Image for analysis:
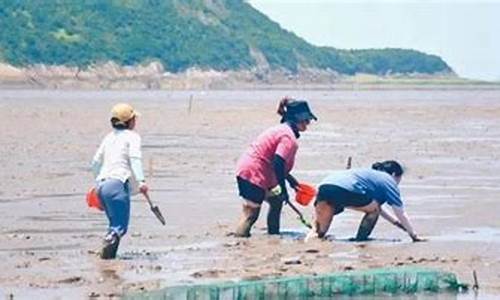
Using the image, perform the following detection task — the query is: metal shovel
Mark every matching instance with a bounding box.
[143,192,166,225]
[285,198,312,229]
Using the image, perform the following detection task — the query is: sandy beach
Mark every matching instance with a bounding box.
[0,89,499,299]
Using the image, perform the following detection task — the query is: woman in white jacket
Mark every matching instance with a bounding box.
[91,103,148,259]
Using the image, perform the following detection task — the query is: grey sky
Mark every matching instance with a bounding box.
[249,0,500,81]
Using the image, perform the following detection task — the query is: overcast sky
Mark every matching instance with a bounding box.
[249,0,500,81]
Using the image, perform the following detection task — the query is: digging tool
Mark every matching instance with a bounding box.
[284,197,312,229]
[282,174,313,229]
[143,192,166,225]
[144,157,165,225]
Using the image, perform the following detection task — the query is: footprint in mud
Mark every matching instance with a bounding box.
[279,229,307,240]
[305,249,320,254]
[241,274,264,281]
[191,269,225,278]
[222,240,249,248]
[282,257,302,265]
[217,223,229,229]
[328,236,402,243]
[49,172,74,178]
[100,269,121,281]
[57,276,83,284]
[15,261,31,269]
[343,265,355,271]
[120,250,159,261]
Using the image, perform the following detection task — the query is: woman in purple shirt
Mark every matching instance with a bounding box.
[306,160,424,242]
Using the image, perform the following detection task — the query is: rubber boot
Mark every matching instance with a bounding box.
[267,196,283,235]
[354,211,380,241]
[100,231,121,259]
[235,205,261,237]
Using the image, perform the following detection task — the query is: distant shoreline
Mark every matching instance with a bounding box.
[1,62,499,91]
[3,82,499,91]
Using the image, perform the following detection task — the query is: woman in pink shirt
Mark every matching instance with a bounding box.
[235,98,317,237]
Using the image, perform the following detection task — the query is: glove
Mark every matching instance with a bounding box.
[269,185,282,197]
[268,185,288,202]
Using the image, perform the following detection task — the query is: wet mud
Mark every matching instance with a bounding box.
[1,89,500,298]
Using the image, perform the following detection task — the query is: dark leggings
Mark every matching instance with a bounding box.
[315,184,371,214]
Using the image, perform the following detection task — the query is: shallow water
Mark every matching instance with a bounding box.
[431,227,500,243]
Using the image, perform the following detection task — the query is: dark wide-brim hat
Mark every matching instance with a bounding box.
[286,100,318,122]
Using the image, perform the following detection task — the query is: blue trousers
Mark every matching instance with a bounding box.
[97,179,130,237]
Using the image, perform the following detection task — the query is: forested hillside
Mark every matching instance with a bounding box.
[0,0,452,75]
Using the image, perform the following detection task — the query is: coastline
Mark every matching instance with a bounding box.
[1,62,499,91]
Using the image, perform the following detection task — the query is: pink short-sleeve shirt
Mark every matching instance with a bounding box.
[236,124,298,190]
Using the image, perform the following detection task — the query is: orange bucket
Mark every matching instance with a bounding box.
[295,183,316,206]
[86,187,103,211]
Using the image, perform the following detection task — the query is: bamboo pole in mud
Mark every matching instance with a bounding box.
[188,94,193,115]
[473,270,479,291]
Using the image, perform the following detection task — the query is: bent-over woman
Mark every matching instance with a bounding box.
[307,160,424,242]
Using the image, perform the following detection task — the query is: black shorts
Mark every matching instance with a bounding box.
[315,184,371,215]
[236,176,266,204]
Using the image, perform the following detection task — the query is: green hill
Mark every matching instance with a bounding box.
[0,0,452,75]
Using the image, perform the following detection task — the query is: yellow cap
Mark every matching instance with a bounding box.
[111,103,140,122]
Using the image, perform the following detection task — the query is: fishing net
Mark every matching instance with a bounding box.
[125,267,467,300]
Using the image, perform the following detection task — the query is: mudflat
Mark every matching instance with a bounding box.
[0,89,499,299]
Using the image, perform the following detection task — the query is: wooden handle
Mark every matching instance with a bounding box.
[143,191,153,208]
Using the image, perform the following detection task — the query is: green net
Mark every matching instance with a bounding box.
[124,267,467,300]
